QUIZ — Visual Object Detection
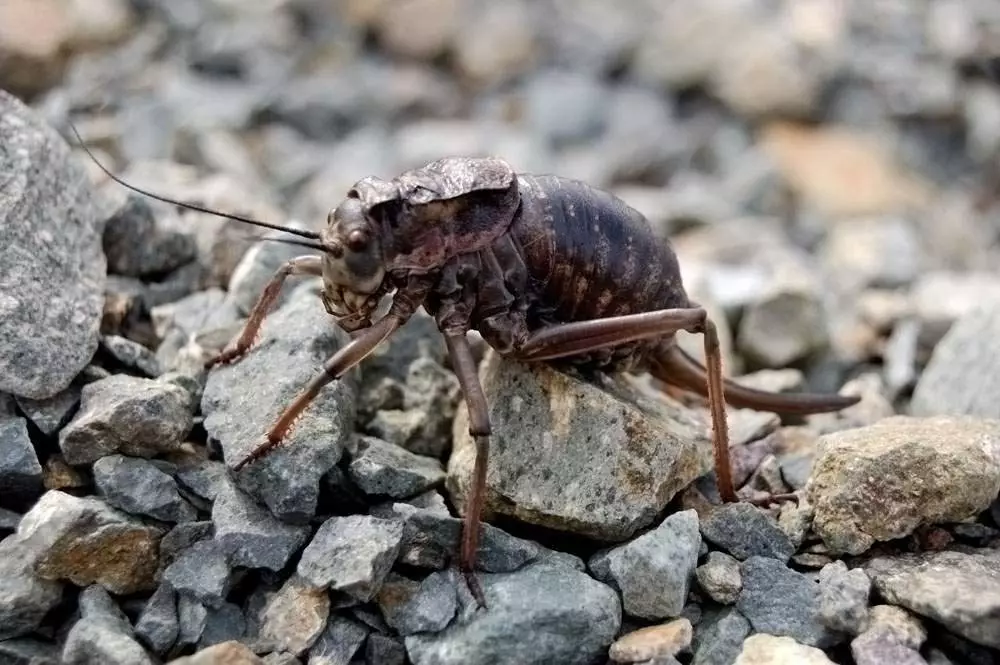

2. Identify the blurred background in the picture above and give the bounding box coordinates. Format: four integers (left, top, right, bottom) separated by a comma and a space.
3, 0, 999, 406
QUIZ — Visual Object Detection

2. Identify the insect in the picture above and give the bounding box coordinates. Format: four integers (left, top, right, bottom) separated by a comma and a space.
70, 124, 860, 607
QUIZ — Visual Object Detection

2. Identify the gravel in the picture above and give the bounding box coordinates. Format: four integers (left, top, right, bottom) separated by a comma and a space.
4, 1, 1000, 663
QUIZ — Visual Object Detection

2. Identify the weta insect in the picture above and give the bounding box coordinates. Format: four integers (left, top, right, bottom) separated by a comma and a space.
71, 125, 859, 607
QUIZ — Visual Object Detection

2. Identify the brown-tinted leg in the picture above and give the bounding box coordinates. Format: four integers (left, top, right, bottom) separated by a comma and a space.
512, 307, 739, 504
231, 313, 403, 471
207, 255, 323, 369
444, 332, 491, 609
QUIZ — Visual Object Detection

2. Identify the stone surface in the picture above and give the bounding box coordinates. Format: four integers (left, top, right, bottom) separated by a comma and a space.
910, 304, 1000, 420
589, 510, 701, 620
135, 583, 180, 656
168, 641, 264, 664
164, 539, 232, 608
699, 503, 795, 563
0, 417, 44, 507
864, 548, 1000, 649
449, 352, 709, 541
818, 560, 871, 635
696, 551, 743, 605
62, 586, 155, 665
692, 607, 751, 665
93, 454, 198, 523
58, 374, 193, 465
202, 283, 358, 523
307, 614, 369, 665
404, 561, 621, 665
0, 89, 106, 401
346, 435, 445, 499
807, 415, 1000, 554
609, 618, 693, 662
259, 576, 330, 656
733, 633, 836, 665
377, 571, 457, 636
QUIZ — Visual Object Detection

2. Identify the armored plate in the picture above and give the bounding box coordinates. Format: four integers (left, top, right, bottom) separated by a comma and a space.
349, 157, 516, 212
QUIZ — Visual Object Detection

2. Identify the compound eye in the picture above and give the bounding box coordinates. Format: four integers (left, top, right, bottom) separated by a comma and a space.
346, 229, 369, 252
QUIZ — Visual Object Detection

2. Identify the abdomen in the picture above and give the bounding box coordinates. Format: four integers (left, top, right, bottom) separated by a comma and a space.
511, 174, 690, 328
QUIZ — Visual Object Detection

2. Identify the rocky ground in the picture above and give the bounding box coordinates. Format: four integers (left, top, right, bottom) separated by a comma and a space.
1, 1, 1000, 664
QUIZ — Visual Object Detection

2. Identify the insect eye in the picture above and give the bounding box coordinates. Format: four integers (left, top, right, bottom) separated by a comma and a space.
346, 229, 369, 252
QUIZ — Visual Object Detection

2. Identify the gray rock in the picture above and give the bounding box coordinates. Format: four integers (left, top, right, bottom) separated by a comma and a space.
212, 477, 310, 572
0, 536, 64, 640
347, 435, 445, 499
589, 510, 701, 620
736, 556, 840, 649
176, 595, 209, 648
307, 614, 369, 665
0, 89, 106, 401
0, 417, 43, 506
94, 454, 198, 523
225, 221, 317, 316
365, 634, 405, 665
202, 283, 358, 523
14, 384, 82, 436
864, 548, 1000, 649
296, 515, 403, 603
522, 69, 608, 148
150, 288, 241, 341
818, 560, 871, 635
807, 416, 1000, 555
0, 638, 60, 665
58, 374, 193, 465
692, 607, 751, 665
377, 571, 457, 636
101, 193, 198, 278
0, 506, 21, 535
135, 583, 179, 656
199, 602, 247, 648
99, 334, 162, 377
404, 561, 621, 665
452, 0, 538, 87
820, 216, 922, 290
62, 586, 155, 665
163, 539, 232, 608
174, 460, 228, 503
733, 633, 836, 664
699, 503, 795, 563
695, 551, 743, 605
736, 290, 830, 368
911, 304, 1000, 420
448, 352, 709, 541
851, 631, 929, 665
160, 521, 214, 570
863, 604, 927, 650
259, 576, 330, 656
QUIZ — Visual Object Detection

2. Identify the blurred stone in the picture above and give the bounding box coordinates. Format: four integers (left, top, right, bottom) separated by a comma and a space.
453, 0, 539, 87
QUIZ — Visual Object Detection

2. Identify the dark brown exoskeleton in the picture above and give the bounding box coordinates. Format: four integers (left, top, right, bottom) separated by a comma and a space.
71, 128, 859, 607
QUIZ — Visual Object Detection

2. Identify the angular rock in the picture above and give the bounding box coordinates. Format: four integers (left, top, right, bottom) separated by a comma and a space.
364, 634, 406, 665
692, 607, 751, 665
609, 618, 693, 663
911, 304, 1000, 420
696, 551, 743, 605
404, 561, 621, 665
864, 604, 927, 650
699, 502, 795, 563
588, 510, 701, 620
168, 640, 264, 665
99, 334, 162, 377
0, 638, 60, 665
449, 352, 709, 541
199, 602, 247, 649
377, 571, 457, 636
212, 477, 310, 572
0, 535, 64, 640
135, 583, 180, 657
296, 515, 403, 603
736, 557, 839, 649
202, 283, 358, 523
346, 435, 445, 499
93, 454, 198, 523
0, 89, 106, 401
864, 548, 1000, 649
733, 633, 835, 665
163, 540, 232, 608
307, 614, 369, 665
807, 416, 1000, 555
101, 193, 197, 278
14, 384, 81, 436
736, 290, 830, 369
160, 521, 214, 570
259, 576, 330, 656
58, 374, 193, 465
818, 560, 871, 635
0, 417, 43, 507
62, 585, 155, 665
851, 631, 928, 665
225, 222, 315, 316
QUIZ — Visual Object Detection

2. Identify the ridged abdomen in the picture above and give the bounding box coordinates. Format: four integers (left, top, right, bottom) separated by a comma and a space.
511, 174, 690, 327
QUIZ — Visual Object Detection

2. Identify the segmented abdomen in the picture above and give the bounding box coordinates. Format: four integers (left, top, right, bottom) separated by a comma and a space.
511, 174, 690, 327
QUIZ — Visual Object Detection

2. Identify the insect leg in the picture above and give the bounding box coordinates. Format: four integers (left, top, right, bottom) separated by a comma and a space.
231, 313, 403, 471
511, 308, 740, 504
444, 331, 491, 610
206, 255, 323, 368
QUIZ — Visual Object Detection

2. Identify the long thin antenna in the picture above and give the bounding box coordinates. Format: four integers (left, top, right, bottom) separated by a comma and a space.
66, 120, 323, 241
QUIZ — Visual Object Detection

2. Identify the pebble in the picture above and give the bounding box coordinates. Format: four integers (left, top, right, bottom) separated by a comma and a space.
690, 607, 751, 665
62, 586, 155, 665
163, 539, 233, 608
0, 89, 106, 401
202, 284, 357, 523
863, 604, 927, 650
817, 560, 871, 635
865, 548, 1000, 649
93, 454, 198, 523
307, 614, 369, 665
259, 576, 330, 656
199, 602, 247, 649
0, 417, 44, 508
58, 374, 193, 465
14, 384, 82, 436
588, 510, 701, 620
168, 640, 264, 665
377, 571, 457, 636
695, 551, 743, 605
733, 633, 835, 665
101, 193, 198, 278
807, 415, 1000, 555
99, 334, 162, 377
403, 561, 621, 665
346, 435, 446, 499
296, 514, 404, 603
609, 617, 693, 663
736, 289, 830, 369
135, 583, 180, 656
699, 503, 795, 563
449, 352, 708, 541
851, 630, 929, 665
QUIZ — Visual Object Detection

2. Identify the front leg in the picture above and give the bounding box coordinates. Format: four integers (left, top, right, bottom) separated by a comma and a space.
207, 255, 323, 368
